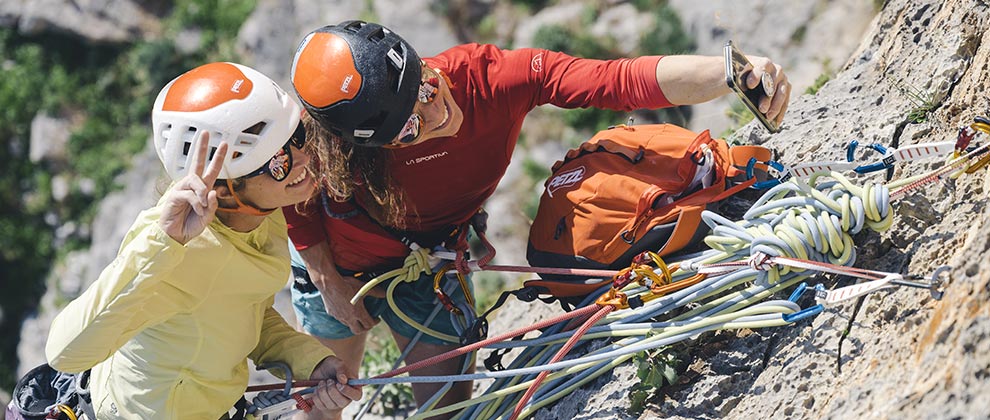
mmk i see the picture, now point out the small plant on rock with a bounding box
[897,81,938,123]
[628,347,682,414]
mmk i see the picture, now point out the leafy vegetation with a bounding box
[362,332,416,415]
[628,347,682,414]
[720,100,757,140]
[0,0,256,391]
[805,59,834,96]
[531,1,695,133]
[521,157,552,219]
[510,0,552,12]
[805,72,832,95]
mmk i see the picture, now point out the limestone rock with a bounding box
[0,0,164,44]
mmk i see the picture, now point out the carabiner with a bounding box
[745,157,789,189]
[847,140,891,174]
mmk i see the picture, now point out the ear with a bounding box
[214,183,235,201]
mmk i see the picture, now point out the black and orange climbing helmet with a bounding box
[291,20,422,147]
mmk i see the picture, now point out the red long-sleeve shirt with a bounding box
[284,44,672,272]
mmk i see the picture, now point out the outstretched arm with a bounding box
[656,55,790,124]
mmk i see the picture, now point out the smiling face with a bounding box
[384,64,464,149]
[234,143,316,209]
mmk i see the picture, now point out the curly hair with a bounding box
[301,112,407,228]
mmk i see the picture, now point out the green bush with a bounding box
[531,4,695,134]
[510,0,551,12]
[639,5,696,55]
[0,28,63,391]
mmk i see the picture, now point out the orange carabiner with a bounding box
[595,288,629,309]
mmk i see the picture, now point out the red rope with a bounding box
[509,304,615,420]
[890,141,990,199]
[293,392,313,413]
[245,305,601,392]
[374,304,601,379]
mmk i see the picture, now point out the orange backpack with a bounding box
[525,124,770,295]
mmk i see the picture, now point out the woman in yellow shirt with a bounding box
[45,62,360,419]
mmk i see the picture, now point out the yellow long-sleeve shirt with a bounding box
[45,202,334,420]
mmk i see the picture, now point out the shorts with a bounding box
[289,246,473,346]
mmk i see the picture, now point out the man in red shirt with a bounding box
[285,20,790,417]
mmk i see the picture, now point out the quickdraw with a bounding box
[745,116,990,189]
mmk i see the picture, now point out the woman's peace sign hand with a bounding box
[159,132,229,245]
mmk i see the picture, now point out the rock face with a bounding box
[0,0,164,44]
[16,145,163,377]
[236,0,460,96]
[520,0,990,418]
[668,0,877,135]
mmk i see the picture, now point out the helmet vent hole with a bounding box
[180,127,199,157]
[159,123,173,141]
[368,28,386,43]
[343,21,363,32]
[243,121,267,135]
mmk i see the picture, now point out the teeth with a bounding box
[438,102,450,128]
[287,171,306,186]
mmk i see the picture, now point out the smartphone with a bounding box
[724,40,780,133]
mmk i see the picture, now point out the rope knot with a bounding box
[398,246,437,283]
[747,252,775,271]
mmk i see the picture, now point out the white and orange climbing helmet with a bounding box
[152,62,302,180]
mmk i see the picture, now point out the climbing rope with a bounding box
[248,120,990,417]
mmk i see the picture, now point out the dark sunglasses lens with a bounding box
[291,123,306,149]
[267,144,292,181]
[395,114,421,146]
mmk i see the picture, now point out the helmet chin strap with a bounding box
[216,178,275,216]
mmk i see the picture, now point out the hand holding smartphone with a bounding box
[724,40,780,133]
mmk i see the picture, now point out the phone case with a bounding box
[724,40,780,133]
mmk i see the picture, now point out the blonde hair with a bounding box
[301,113,407,228]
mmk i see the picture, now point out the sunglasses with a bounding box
[393,68,441,146]
[244,122,307,181]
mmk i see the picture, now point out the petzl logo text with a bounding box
[531,53,544,73]
[546,166,585,198]
[341,74,354,93]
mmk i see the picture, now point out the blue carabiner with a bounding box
[746,157,788,189]
[846,140,891,173]
[787,282,809,302]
